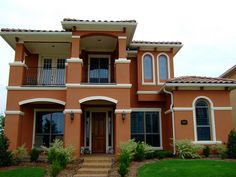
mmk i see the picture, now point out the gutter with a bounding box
[163,87,176,155]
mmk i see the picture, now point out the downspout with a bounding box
[163,87,176,155]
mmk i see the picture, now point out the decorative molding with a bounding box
[19,98,66,106]
[131,108,162,112]
[66,83,132,88]
[118,36,127,39]
[79,96,118,104]
[115,109,132,113]
[67,58,83,63]
[213,107,232,111]
[9,62,27,67]
[173,107,194,111]
[63,109,82,114]
[115,58,131,64]
[192,141,222,145]
[72,35,80,39]
[137,90,159,94]
[172,106,232,111]
[5,110,24,116]
[6,86,66,91]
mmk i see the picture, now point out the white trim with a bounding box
[72,35,80,39]
[137,90,160,94]
[118,36,127,39]
[192,141,222,145]
[141,52,156,85]
[79,96,118,104]
[67,58,83,63]
[6,86,66,90]
[173,107,194,111]
[19,98,66,106]
[9,61,27,67]
[157,53,171,84]
[115,58,131,64]
[131,108,161,112]
[165,83,236,87]
[5,110,24,115]
[164,109,171,114]
[115,109,132,113]
[63,109,82,114]
[192,96,216,142]
[172,106,232,111]
[66,83,132,88]
[213,107,233,111]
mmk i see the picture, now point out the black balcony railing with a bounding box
[24,67,65,86]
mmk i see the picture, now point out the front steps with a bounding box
[74,155,114,177]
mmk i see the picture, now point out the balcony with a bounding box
[24,67,65,86]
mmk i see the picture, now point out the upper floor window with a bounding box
[142,54,155,84]
[195,99,211,141]
[158,54,168,81]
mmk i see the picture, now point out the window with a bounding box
[34,111,64,148]
[143,54,153,81]
[89,57,109,83]
[131,111,161,147]
[195,99,211,141]
[158,54,168,81]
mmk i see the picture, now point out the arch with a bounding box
[141,52,155,85]
[157,52,170,83]
[79,96,118,104]
[192,96,214,108]
[19,98,66,106]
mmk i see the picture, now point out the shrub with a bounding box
[212,144,227,159]
[0,134,12,166]
[50,160,63,177]
[203,146,210,157]
[118,162,128,177]
[153,150,173,159]
[12,144,28,163]
[145,151,154,159]
[134,142,145,161]
[120,139,137,158]
[227,130,236,158]
[175,139,203,159]
[30,148,40,162]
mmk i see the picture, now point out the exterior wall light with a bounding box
[122,111,126,121]
[70,111,74,122]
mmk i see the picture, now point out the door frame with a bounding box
[84,107,113,154]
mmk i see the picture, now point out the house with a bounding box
[220,65,236,128]
[1,19,236,158]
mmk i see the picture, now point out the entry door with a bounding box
[92,112,106,153]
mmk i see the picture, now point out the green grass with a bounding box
[138,159,236,177]
[0,167,45,177]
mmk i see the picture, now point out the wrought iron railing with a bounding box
[24,67,65,86]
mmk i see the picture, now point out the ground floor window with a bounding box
[131,111,161,147]
[34,111,64,148]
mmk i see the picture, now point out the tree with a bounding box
[0,115,5,135]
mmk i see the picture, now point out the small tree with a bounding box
[0,115,5,135]
[227,130,236,158]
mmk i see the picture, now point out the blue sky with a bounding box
[0,0,236,114]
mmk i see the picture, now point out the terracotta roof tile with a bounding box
[131,40,182,45]
[63,18,137,23]
[220,64,236,78]
[166,76,236,84]
[1,28,67,32]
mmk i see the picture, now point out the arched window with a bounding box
[143,54,153,81]
[159,54,168,81]
[195,99,211,141]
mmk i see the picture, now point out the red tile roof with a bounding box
[1,28,67,32]
[131,40,182,45]
[220,64,236,78]
[166,76,236,84]
[63,18,137,23]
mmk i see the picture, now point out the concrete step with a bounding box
[82,162,112,168]
[77,168,109,175]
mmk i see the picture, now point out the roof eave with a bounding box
[165,83,236,87]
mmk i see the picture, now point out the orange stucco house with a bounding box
[1,19,236,157]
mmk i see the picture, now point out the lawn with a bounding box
[138,159,236,177]
[0,167,45,177]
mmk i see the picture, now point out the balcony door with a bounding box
[89,55,110,83]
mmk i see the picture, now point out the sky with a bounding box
[0,0,236,114]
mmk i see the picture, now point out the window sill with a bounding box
[192,141,222,145]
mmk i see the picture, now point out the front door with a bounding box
[92,112,106,153]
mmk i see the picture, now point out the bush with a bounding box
[118,162,128,177]
[30,148,40,162]
[134,142,145,161]
[120,139,137,158]
[175,140,203,159]
[212,144,227,159]
[12,144,28,163]
[50,160,63,177]
[203,146,210,157]
[227,130,236,158]
[153,150,173,159]
[119,150,131,166]
[0,134,12,166]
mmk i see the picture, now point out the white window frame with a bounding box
[142,53,156,85]
[88,54,111,83]
[157,53,170,84]
[131,108,163,149]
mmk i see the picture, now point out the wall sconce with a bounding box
[70,111,74,122]
[122,111,126,121]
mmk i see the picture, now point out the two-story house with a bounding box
[1,19,236,157]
